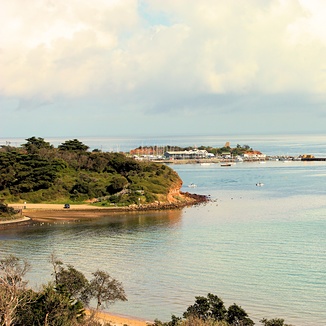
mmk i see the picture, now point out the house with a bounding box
[243,150,266,160]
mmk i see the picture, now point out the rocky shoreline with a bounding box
[127,191,209,211]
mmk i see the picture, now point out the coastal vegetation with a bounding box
[0,255,126,326]
[0,137,185,206]
[154,293,293,326]
[196,144,253,156]
[0,201,19,221]
[0,256,294,326]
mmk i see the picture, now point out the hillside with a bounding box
[0,137,197,207]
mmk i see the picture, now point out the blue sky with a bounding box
[1,0,326,138]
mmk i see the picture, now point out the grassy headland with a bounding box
[0,137,207,214]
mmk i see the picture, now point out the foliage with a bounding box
[106,175,128,194]
[0,152,65,196]
[260,318,293,326]
[0,255,30,326]
[226,303,254,326]
[156,293,294,326]
[58,139,89,152]
[15,283,85,326]
[1,256,295,326]
[88,270,127,310]
[0,137,180,205]
[21,136,53,154]
[51,255,89,304]
[0,202,16,217]
[183,293,227,321]
[154,318,230,326]
[1,255,127,326]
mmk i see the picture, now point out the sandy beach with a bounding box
[8,203,142,222]
[8,194,208,222]
[86,310,152,326]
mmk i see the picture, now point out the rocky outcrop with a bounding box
[166,179,183,203]
[129,180,209,211]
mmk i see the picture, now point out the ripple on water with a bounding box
[1,163,326,325]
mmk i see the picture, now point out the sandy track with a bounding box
[14,203,112,210]
[7,203,127,221]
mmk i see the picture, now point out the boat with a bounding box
[221,163,232,167]
[188,183,197,188]
[256,182,264,187]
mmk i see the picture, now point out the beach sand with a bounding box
[86,310,152,326]
[8,203,131,221]
[8,198,205,221]
[7,190,207,222]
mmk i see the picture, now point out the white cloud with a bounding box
[1,0,326,105]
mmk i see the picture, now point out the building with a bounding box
[164,149,209,160]
[243,150,266,160]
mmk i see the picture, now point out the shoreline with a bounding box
[4,192,208,223]
[1,195,208,324]
[0,216,31,229]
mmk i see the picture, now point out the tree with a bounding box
[0,255,30,326]
[183,293,227,321]
[51,255,89,303]
[0,201,16,216]
[153,315,182,326]
[226,303,254,326]
[0,255,128,325]
[22,137,53,154]
[15,283,85,326]
[107,175,128,194]
[58,139,89,152]
[88,270,127,310]
[260,318,293,326]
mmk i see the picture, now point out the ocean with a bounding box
[0,134,326,325]
[2,133,326,156]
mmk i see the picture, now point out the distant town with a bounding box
[128,142,317,163]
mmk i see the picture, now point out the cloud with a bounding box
[1,0,326,111]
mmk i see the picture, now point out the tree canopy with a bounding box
[1,255,127,326]
[1,257,295,326]
[155,293,293,326]
[0,138,180,206]
[58,139,89,152]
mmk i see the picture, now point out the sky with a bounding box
[1,0,326,138]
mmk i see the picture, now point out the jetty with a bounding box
[301,157,326,161]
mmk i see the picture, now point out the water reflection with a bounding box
[1,162,326,325]
[0,209,183,240]
[0,209,185,318]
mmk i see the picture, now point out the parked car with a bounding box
[64,203,70,209]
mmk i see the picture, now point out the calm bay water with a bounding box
[1,135,326,325]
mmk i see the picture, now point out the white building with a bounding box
[164,149,209,160]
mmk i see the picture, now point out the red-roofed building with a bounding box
[243,150,266,160]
